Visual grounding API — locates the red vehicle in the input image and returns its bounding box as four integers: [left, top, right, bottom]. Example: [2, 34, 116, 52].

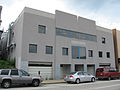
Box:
[96, 67, 120, 80]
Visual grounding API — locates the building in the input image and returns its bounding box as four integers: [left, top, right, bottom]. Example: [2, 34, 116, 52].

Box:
[112, 29, 120, 71]
[7, 7, 115, 79]
[0, 6, 2, 26]
[0, 6, 3, 59]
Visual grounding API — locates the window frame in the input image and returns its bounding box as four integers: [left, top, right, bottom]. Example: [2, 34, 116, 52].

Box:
[38, 25, 46, 34]
[106, 52, 110, 58]
[99, 51, 103, 58]
[88, 50, 93, 57]
[62, 47, 69, 56]
[72, 46, 86, 59]
[102, 37, 106, 44]
[46, 46, 53, 54]
[29, 44, 37, 53]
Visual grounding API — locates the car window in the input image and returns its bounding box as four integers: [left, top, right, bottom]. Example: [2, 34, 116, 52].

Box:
[83, 72, 88, 75]
[77, 72, 83, 75]
[1, 70, 9, 75]
[70, 72, 76, 75]
[11, 70, 19, 75]
[20, 70, 29, 76]
[96, 68, 104, 72]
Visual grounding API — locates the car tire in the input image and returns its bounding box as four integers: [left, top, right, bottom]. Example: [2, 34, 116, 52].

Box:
[108, 77, 111, 80]
[2, 80, 11, 88]
[91, 77, 95, 82]
[75, 79, 80, 84]
[32, 80, 40, 87]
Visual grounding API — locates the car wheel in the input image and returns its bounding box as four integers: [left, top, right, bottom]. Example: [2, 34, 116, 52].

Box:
[91, 77, 95, 82]
[76, 79, 80, 84]
[32, 80, 40, 87]
[2, 80, 11, 88]
[108, 77, 111, 80]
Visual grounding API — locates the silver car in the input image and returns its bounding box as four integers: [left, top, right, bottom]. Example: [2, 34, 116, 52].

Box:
[0, 69, 43, 88]
[64, 71, 96, 84]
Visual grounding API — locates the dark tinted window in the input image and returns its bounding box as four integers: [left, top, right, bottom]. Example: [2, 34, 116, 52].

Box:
[11, 70, 19, 75]
[1, 70, 9, 75]
[96, 68, 104, 72]
[99, 51, 102, 58]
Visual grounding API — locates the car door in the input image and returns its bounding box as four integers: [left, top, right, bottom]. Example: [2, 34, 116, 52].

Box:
[83, 72, 91, 81]
[10, 69, 21, 84]
[77, 72, 86, 82]
[19, 70, 32, 84]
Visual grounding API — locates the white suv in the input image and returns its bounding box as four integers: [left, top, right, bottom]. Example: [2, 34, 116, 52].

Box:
[0, 69, 43, 88]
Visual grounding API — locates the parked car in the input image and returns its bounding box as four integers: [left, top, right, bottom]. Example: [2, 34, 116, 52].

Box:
[64, 71, 96, 84]
[96, 67, 120, 80]
[0, 69, 43, 88]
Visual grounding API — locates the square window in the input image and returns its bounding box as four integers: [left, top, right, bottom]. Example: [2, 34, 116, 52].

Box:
[106, 52, 110, 58]
[88, 50, 93, 57]
[38, 25, 46, 34]
[62, 47, 68, 55]
[29, 44, 37, 53]
[99, 51, 102, 58]
[72, 46, 86, 59]
[46, 46, 53, 54]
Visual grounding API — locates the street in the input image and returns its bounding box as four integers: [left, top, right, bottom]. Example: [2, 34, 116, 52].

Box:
[0, 80, 120, 90]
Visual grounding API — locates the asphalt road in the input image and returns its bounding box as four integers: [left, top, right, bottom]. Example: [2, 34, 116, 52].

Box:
[0, 79, 120, 90]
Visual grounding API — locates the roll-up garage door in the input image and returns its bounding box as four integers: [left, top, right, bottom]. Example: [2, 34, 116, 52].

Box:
[28, 62, 53, 80]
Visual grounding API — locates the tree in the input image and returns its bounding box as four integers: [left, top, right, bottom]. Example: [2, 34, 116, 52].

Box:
[0, 60, 15, 69]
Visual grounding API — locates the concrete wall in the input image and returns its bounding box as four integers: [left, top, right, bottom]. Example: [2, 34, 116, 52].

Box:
[21, 7, 55, 71]
[96, 26, 115, 67]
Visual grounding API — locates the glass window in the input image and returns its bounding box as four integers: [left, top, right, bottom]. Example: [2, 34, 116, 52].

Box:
[80, 47, 86, 59]
[106, 52, 110, 58]
[38, 25, 46, 34]
[88, 50, 93, 57]
[62, 47, 68, 55]
[102, 37, 105, 44]
[46, 46, 53, 54]
[29, 44, 37, 53]
[72, 46, 86, 59]
[20, 70, 29, 76]
[56, 28, 97, 42]
[10, 70, 18, 75]
[99, 51, 103, 58]
[1, 70, 9, 75]
[72, 46, 80, 59]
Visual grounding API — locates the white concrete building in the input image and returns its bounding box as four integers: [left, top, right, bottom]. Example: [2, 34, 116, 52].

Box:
[7, 7, 115, 79]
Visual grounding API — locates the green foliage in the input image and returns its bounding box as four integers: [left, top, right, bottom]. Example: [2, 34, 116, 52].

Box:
[0, 60, 15, 69]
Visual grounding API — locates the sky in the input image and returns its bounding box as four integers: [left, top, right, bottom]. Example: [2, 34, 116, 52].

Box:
[0, 0, 120, 31]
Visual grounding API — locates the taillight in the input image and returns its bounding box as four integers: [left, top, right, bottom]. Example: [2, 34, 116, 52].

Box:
[69, 75, 74, 78]
[64, 75, 66, 77]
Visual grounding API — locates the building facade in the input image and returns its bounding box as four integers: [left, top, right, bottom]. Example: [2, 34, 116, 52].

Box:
[112, 29, 120, 71]
[7, 7, 115, 79]
[0, 6, 3, 59]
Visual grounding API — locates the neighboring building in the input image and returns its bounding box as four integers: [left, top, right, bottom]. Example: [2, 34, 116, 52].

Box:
[7, 7, 115, 79]
[112, 29, 120, 71]
[0, 6, 2, 26]
[0, 6, 3, 59]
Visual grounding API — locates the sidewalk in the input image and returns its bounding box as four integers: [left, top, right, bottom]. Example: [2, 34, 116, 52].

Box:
[42, 79, 65, 84]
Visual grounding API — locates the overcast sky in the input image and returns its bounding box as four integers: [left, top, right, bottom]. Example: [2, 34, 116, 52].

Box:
[0, 0, 120, 31]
